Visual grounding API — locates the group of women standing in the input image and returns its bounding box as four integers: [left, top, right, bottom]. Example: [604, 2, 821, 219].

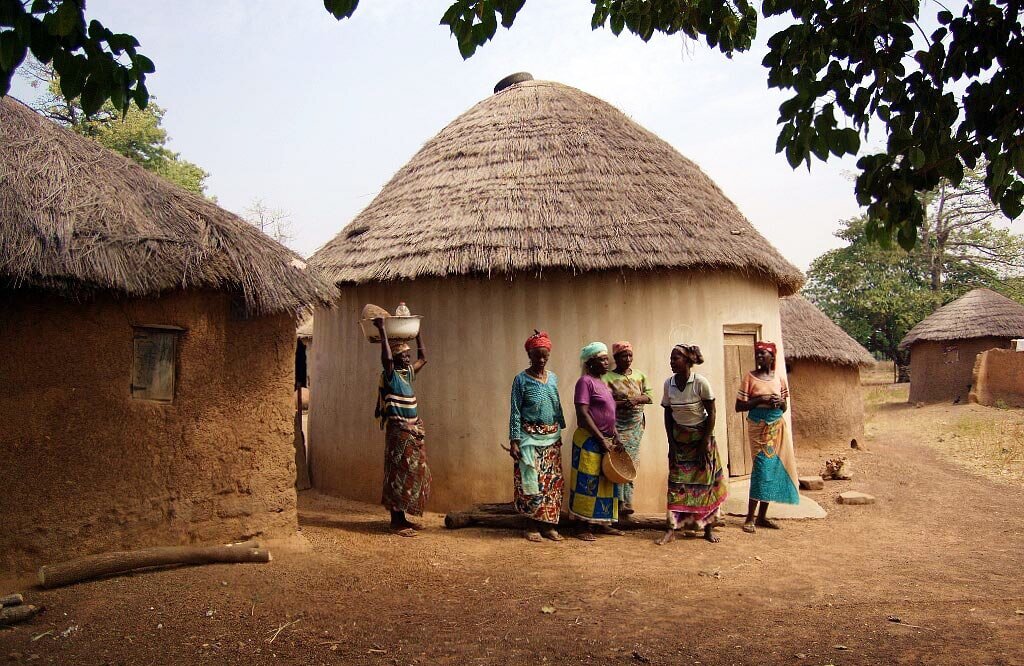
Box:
[507, 331, 801, 543]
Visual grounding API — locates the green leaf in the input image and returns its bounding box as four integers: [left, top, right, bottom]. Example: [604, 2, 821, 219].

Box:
[0, 31, 27, 72]
[50, 0, 81, 37]
[323, 0, 359, 20]
[133, 83, 149, 110]
[132, 54, 155, 74]
[999, 194, 1023, 220]
[909, 147, 925, 169]
[610, 13, 624, 36]
[80, 74, 107, 116]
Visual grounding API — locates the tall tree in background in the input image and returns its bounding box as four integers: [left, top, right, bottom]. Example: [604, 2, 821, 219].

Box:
[243, 199, 294, 248]
[23, 61, 208, 195]
[806, 178, 1024, 362]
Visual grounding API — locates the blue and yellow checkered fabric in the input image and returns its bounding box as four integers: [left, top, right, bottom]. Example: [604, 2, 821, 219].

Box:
[568, 428, 620, 523]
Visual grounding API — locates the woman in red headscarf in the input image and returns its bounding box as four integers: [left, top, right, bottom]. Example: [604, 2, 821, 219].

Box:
[508, 330, 566, 542]
[735, 341, 799, 533]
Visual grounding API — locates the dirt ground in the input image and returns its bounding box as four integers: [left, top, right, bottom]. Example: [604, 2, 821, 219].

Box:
[2, 379, 1023, 665]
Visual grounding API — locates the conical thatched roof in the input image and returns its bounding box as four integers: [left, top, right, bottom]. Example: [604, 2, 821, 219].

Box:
[310, 78, 803, 294]
[0, 97, 334, 316]
[899, 288, 1024, 349]
[781, 294, 874, 367]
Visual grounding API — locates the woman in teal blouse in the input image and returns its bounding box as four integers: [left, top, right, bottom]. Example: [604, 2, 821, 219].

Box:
[508, 331, 566, 542]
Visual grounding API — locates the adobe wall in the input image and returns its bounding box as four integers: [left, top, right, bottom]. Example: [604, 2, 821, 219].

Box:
[908, 337, 1011, 403]
[970, 348, 1024, 408]
[310, 270, 792, 513]
[0, 290, 298, 575]
[787, 360, 864, 447]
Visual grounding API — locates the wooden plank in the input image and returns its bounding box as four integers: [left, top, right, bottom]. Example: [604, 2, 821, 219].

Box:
[724, 333, 757, 477]
[132, 329, 176, 402]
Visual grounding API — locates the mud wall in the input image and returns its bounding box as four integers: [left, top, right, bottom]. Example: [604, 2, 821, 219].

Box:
[908, 337, 1011, 403]
[0, 290, 298, 574]
[787, 360, 864, 447]
[310, 270, 792, 513]
[970, 348, 1024, 408]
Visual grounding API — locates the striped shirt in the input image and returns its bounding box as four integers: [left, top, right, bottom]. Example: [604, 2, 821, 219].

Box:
[376, 368, 418, 426]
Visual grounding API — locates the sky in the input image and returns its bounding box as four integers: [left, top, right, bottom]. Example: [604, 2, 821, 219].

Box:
[10, 1, 867, 270]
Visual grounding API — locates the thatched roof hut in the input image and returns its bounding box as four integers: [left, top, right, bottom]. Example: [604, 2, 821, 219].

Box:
[781, 295, 874, 367]
[308, 75, 804, 512]
[899, 288, 1024, 403]
[780, 295, 873, 446]
[0, 96, 332, 573]
[0, 96, 331, 315]
[312, 78, 802, 293]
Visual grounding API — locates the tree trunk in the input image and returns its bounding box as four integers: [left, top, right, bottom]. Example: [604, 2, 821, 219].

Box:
[38, 541, 269, 589]
[0, 605, 40, 627]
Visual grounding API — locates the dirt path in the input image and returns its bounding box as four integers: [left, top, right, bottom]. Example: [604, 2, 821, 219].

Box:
[2, 391, 1023, 665]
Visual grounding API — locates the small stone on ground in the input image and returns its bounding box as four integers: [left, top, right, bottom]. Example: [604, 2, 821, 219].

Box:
[799, 476, 824, 490]
[838, 491, 876, 505]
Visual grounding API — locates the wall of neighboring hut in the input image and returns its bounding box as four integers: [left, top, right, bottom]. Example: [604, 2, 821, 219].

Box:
[0, 289, 298, 574]
[908, 337, 1011, 403]
[969, 348, 1024, 408]
[310, 270, 791, 514]
[787, 360, 864, 446]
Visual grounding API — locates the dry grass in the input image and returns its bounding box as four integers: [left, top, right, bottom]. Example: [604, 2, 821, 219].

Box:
[310, 79, 804, 292]
[863, 381, 1024, 484]
[1, 97, 334, 315]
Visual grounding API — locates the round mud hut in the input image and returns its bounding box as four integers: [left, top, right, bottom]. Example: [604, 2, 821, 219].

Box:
[308, 75, 804, 513]
[0, 97, 334, 574]
[899, 288, 1024, 403]
[780, 294, 875, 446]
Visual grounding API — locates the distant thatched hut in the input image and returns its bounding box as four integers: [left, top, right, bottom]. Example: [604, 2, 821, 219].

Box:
[899, 288, 1024, 403]
[0, 97, 333, 573]
[780, 295, 874, 446]
[308, 76, 804, 513]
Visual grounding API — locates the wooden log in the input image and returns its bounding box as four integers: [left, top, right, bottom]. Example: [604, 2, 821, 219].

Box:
[0, 605, 40, 626]
[0, 593, 24, 607]
[443, 503, 675, 531]
[38, 542, 271, 589]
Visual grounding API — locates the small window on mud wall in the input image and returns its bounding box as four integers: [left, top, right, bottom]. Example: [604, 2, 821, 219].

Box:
[132, 327, 181, 402]
[943, 345, 959, 364]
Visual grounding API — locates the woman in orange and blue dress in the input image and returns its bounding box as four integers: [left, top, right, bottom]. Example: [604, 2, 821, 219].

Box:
[735, 341, 799, 533]
[602, 341, 653, 516]
[508, 331, 566, 542]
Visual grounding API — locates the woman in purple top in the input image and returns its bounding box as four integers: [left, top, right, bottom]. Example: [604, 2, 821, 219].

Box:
[569, 342, 626, 541]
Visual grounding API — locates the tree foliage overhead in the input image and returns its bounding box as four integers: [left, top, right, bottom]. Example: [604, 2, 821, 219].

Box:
[3, 0, 1023, 249]
[24, 61, 208, 195]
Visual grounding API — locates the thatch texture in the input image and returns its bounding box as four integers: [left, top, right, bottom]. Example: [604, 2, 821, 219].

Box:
[310, 79, 803, 294]
[0, 97, 334, 315]
[781, 294, 875, 367]
[899, 288, 1024, 349]
[297, 312, 314, 339]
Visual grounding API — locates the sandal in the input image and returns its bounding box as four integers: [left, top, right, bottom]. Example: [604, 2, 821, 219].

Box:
[576, 531, 598, 542]
[598, 525, 625, 536]
[393, 527, 418, 538]
[541, 529, 564, 542]
[755, 518, 782, 530]
[524, 531, 543, 542]
[742, 522, 756, 534]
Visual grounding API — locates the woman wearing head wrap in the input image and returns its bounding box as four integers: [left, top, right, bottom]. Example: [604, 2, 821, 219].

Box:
[569, 342, 625, 541]
[602, 341, 653, 516]
[735, 341, 799, 533]
[372, 318, 431, 537]
[656, 344, 728, 545]
[508, 331, 566, 542]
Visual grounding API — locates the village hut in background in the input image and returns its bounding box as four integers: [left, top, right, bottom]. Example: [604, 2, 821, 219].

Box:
[899, 288, 1024, 403]
[308, 74, 804, 513]
[0, 97, 333, 574]
[780, 294, 875, 446]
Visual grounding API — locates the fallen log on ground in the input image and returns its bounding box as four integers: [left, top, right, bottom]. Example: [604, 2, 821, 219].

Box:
[38, 540, 270, 589]
[0, 593, 24, 607]
[0, 604, 40, 626]
[444, 503, 671, 531]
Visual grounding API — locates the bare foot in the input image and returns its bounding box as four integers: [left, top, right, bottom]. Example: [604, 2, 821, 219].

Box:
[704, 527, 721, 543]
[524, 531, 543, 542]
[597, 525, 625, 536]
[655, 530, 676, 546]
[755, 517, 782, 530]
[541, 529, 564, 542]
[620, 504, 636, 516]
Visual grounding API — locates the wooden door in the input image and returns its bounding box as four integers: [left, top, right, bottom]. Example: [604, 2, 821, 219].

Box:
[724, 333, 757, 477]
